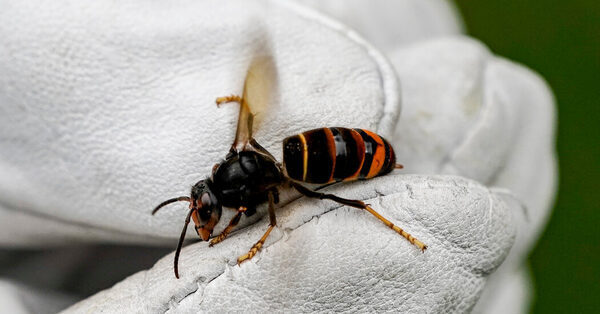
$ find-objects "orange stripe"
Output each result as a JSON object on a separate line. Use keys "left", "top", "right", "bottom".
{"left": 364, "top": 130, "right": 385, "bottom": 178}
{"left": 344, "top": 129, "right": 366, "bottom": 181}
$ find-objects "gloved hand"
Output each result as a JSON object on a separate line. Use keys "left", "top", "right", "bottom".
{"left": 0, "top": 0, "right": 556, "bottom": 313}
{"left": 301, "top": 2, "right": 557, "bottom": 312}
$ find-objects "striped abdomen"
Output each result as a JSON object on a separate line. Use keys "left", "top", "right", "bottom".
{"left": 282, "top": 127, "right": 397, "bottom": 184}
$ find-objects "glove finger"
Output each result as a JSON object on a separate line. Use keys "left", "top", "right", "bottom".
{"left": 389, "top": 38, "right": 557, "bottom": 313}
{"left": 64, "top": 174, "right": 519, "bottom": 313}
{"left": 0, "top": 0, "right": 400, "bottom": 245}
{"left": 390, "top": 38, "right": 556, "bottom": 257}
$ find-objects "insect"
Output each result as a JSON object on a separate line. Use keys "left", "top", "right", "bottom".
{"left": 152, "top": 56, "right": 427, "bottom": 279}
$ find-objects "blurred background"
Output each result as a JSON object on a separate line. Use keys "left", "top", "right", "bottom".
{"left": 454, "top": 1, "right": 599, "bottom": 313}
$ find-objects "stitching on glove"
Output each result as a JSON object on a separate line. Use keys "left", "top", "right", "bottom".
{"left": 0, "top": 0, "right": 400, "bottom": 241}
{"left": 168, "top": 187, "right": 433, "bottom": 310}
{"left": 153, "top": 177, "right": 509, "bottom": 312}
{"left": 166, "top": 202, "right": 350, "bottom": 312}
{"left": 277, "top": 0, "right": 400, "bottom": 137}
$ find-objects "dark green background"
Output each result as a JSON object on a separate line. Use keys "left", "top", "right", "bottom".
{"left": 453, "top": 1, "right": 599, "bottom": 313}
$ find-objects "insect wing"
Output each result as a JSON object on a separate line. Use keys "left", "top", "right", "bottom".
{"left": 233, "top": 55, "right": 276, "bottom": 151}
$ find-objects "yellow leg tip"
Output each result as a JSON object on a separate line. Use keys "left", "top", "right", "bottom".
{"left": 414, "top": 240, "right": 427, "bottom": 252}
{"left": 208, "top": 234, "right": 226, "bottom": 247}
{"left": 215, "top": 95, "right": 242, "bottom": 106}
{"left": 237, "top": 254, "right": 250, "bottom": 265}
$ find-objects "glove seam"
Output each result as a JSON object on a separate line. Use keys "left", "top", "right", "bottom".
{"left": 167, "top": 202, "right": 355, "bottom": 312}
{"left": 0, "top": 0, "right": 401, "bottom": 242}
{"left": 276, "top": 0, "right": 401, "bottom": 138}
{"left": 169, "top": 179, "right": 492, "bottom": 310}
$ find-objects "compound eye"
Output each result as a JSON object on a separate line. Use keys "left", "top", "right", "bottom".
{"left": 198, "top": 193, "right": 214, "bottom": 221}
{"left": 201, "top": 193, "right": 212, "bottom": 208}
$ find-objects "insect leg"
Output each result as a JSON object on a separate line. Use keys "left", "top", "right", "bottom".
{"left": 291, "top": 182, "right": 427, "bottom": 252}
{"left": 209, "top": 206, "right": 247, "bottom": 247}
{"left": 237, "top": 190, "right": 277, "bottom": 265}
{"left": 215, "top": 94, "right": 243, "bottom": 106}
{"left": 215, "top": 94, "right": 254, "bottom": 152}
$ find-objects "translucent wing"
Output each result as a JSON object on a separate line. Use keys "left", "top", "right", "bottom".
{"left": 232, "top": 55, "right": 277, "bottom": 152}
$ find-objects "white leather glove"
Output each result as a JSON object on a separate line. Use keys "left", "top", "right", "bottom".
{"left": 0, "top": 0, "right": 556, "bottom": 313}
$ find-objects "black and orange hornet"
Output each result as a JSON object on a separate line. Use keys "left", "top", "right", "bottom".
{"left": 152, "top": 56, "right": 427, "bottom": 279}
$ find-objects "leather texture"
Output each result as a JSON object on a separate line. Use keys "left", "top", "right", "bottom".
{"left": 0, "top": 0, "right": 556, "bottom": 313}
{"left": 67, "top": 174, "right": 520, "bottom": 313}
